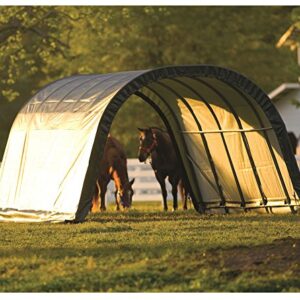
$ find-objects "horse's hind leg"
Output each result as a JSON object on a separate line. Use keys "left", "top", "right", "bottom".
{"left": 155, "top": 173, "right": 168, "bottom": 211}
{"left": 179, "top": 179, "right": 187, "bottom": 210}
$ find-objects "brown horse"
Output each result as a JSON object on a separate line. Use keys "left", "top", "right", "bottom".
{"left": 288, "top": 132, "right": 298, "bottom": 155}
{"left": 137, "top": 127, "right": 188, "bottom": 211}
{"left": 91, "top": 135, "right": 135, "bottom": 212}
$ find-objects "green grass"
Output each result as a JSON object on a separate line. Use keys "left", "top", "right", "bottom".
{"left": 0, "top": 202, "right": 300, "bottom": 292}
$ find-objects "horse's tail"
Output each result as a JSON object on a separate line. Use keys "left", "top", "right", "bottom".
{"left": 178, "top": 179, "right": 188, "bottom": 210}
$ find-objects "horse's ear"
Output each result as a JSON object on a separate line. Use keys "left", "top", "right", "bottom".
{"left": 137, "top": 127, "right": 145, "bottom": 132}
{"left": 129, "top": 178, "right": 135, "bottom": 186}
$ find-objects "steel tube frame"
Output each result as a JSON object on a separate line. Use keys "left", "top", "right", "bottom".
{"left": 181, "top": 128, "right": 273, "bottom": 134}
{"left": 220, "top": 81, "right": 292, "bottom": 205}
{"left": 169, "top": 77, "right": 246, "bottom": 207}
{"left": 192, "top": 78, "right": 268, "bottom": 206}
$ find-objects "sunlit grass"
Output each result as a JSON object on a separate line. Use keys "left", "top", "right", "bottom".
{"left": 0, "top": 202, "right": 299, "bottom": 292}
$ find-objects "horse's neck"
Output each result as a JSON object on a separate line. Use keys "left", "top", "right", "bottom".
{"left": 110, "top": 158, "right": 129, "bottom": 190}
{"left": 105, "top": 136, "right": 129, "bottom": 190}
{"left": 152, "top": 130, "right": 172, "bottom": 162}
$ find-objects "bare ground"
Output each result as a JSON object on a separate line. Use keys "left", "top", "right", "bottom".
{"left": 208, "top": 237, "right": 300, "bottom": 276}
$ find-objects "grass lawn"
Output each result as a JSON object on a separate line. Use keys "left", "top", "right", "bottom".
{"left": 0, "top": 201, "right": 299, "bottom": 292}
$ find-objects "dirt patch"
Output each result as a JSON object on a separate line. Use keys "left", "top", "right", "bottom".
{"left": 207, "top": 237, "right": 300, "bottom": 275}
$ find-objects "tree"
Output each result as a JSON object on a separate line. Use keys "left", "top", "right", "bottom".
{"left": 276, "top": 7, "right": 300, "bottom": 108}
{"left": 0, "top": 6, "right": 298, "bottom": 158}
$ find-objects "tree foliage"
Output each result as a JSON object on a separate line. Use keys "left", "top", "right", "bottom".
{"left": 0, "top": 6, "right": 299, "bottom": 158}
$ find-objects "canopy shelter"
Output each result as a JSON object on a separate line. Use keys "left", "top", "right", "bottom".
{"left": 0, "top": 65, "right": 299, "bottom": 222}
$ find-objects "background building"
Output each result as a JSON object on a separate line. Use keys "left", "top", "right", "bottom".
{"left": 268, "top": 84, "right": 300, "bottom": 168}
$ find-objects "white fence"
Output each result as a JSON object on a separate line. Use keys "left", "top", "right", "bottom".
{"left": 106, "top": 158, "right": 171, "bottom": 203}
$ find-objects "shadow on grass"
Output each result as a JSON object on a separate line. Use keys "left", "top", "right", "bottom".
{"left": 79, "top": 225, "right": 134, "bottom": 234}
{"left": 86, "top": 209, "right": 300, "bottom": 225}
{"left": 87, "top": 209, "right": 208, "bottom": 224}
{"left": 1, "top": 237, "right": 300, "bottom": 292}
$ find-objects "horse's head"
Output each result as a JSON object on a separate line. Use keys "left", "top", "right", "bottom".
{"left": 117, "top": 178, "right": 135, "bottom": 209}
{"left": 137, "top": 127, "right": 158, "bottom": 162}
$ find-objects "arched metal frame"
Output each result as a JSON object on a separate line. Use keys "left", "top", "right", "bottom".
{"left": 155, "top": 81, "right": 227, "bottom": 207}
{"left": 75, "top": 65, "right": 300, "bottom": 221}
{"left": 219, "top": 80, "right": 292, "bottom": 204}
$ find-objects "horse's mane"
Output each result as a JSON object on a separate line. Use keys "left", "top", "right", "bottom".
{"left": 149, "top": 126, "right": 166, "bottom": 132}
{"left": 150, "top": 127, "right": 170, "bottom": 140}
{"left": 288, "top": 132, "right": 298, "bottom": 155}
{"left": 148, "top": 127, "right": 172, "bottom": 150}
{"left": 106, "top": 135, "right": 127, "bottom": 161}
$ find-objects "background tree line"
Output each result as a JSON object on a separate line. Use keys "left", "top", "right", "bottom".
{"left": 0, "top": 6, "right": 299, "bottom": 158}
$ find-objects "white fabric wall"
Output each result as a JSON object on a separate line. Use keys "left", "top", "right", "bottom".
{"left": 0, "top": 104, "right": 108, "bottom": 222}
{"left": 0, "top": 71, "right": 144, "bottom": 222}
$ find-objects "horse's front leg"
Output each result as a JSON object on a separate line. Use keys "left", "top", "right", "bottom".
{"left": 91, "top": 181, "right": 101, "bottom": 213}
{"left": 99, "top": 181, "right": 108, "bottom": 211}
{"left": 169, "top": 175, "right": 180, "bottom": 211}
{"left": 155, "top": 172, "right": 168, "bottom": 211}
{"left": 114, "top": 189, "right": 120, "bottom": 211}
